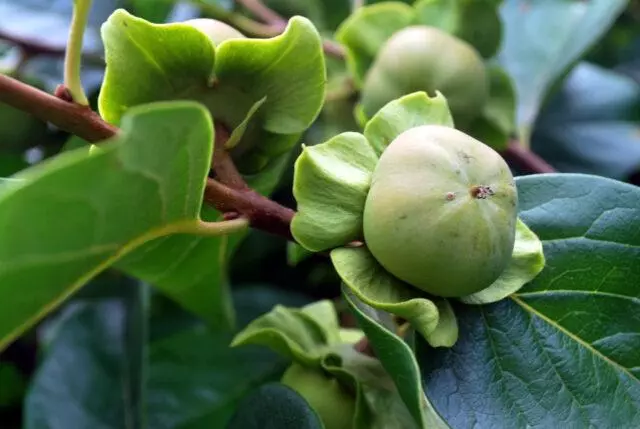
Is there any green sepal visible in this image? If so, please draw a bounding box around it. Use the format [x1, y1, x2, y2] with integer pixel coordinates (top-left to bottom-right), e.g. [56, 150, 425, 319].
[335, 2, 416, 88]
[423, 299, 458, 348]
[98, 9, 216, 125]
[291, 132, 378, 252]
[213, 16, 325, 135]
[230, 300, 347, 366]
[414, 0, 503, 58]
[463, 64, 517, 150]
[363, 91, 454, 155]
[459, 218, 545, 305]
[98, 10, 325, 172]
[331, 247, 441, 341]
[225, 97, 267, 150]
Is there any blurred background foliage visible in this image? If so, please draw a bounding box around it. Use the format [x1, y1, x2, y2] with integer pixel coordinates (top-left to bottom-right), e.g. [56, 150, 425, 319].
[0, 0, 638, 428]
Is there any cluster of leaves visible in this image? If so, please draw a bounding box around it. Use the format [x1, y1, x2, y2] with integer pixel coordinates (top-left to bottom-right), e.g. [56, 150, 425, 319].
[0, 0, 639, 428]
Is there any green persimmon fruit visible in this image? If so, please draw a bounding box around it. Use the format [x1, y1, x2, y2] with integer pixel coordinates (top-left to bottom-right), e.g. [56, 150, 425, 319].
[280, 363, 356, 429]
[183, 18, 246, 45]
[360, 26, 489, 128]
[363, 125, 517, 297]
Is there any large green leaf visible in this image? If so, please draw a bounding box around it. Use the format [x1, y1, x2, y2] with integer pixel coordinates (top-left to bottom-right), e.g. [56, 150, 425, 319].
[497, 0, 628, 141]
[418, 173, 640, 427]
[26, 285, 313, 429]
[0, 101, 243, 351]
[25, 279, 148, 429]
[225, 383, 323, 429]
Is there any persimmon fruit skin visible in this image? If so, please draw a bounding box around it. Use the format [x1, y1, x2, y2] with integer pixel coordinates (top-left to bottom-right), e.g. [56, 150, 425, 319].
[361, 26, 488, 128]
[363, 125, 517, 297]
[280, 363, 356, 429]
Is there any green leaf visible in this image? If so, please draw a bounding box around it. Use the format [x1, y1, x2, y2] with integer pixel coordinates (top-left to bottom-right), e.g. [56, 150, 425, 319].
[460, 218, 545, 305]
[226, 383, 323, 429]
[363, 91, 454, 155]
[98, 9, 216, 125]
[25, 279, 148, 429]
[414, 0, 502, 58]
[331, 246, 440, 340]
[497, 0, 628, 140]
[231, 300, 342, 365]
[531, 62, 640, 180]
[418, 173, 640, 427]
[0, 101, 236, 351]
[214, 16, 325, 135]
[145, 285, 312, 429]
[291, 132, 377, 252]
[464, 64, 517, 150]
[343, 288, 450, 429]
[335, 2, 416, 87]
[98, 11, 325, 170]
[27, 284, 312, 429]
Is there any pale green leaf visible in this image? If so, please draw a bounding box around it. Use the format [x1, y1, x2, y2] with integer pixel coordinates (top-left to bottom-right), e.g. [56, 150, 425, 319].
[230, 300, 341, 366]
[0, 101, 227, 351]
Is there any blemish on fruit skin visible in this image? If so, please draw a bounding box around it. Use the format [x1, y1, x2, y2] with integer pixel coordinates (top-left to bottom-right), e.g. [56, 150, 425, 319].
[470, 185, 494, 199]
[445, 192, 456, 201]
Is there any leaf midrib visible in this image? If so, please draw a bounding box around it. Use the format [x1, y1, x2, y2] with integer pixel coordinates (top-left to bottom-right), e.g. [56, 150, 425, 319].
[510, 295, 638, 381]
[517, 289, 640, 304]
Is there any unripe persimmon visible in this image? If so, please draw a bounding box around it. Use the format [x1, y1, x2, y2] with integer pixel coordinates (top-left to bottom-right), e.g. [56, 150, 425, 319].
[363, 125, 517, 297]
[183, 18, 246, 45]
[280, 363, 356, 429]
[361, 26, 488, 128]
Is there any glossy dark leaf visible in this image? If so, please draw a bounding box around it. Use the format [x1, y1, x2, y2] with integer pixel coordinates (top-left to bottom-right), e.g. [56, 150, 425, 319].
[225, 382, 323, 429]
[418, 173, 640, 428]
[532, 62, 640, 180]
[498, 0, 628, 140]
[25, 279, 148, 429]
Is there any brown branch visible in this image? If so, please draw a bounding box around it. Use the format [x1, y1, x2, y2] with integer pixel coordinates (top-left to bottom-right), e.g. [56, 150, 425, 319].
[0, 74, 118, 141]
[212, 123, 249, 190]
[501, 139, 556, 174]
[322, 40, 346, 60]
[204, 178, 294, 239]
[236, 0, 286, 26]
[0, 30, 67, 57]
[0, 31, 104, 65]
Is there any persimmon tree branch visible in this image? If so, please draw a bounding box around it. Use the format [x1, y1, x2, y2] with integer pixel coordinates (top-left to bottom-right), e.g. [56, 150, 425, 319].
[502, 139, 556, 174]
[0, 74, 118, 140]
[236, 0, 286, 27]
[0, 73, 294, 238]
